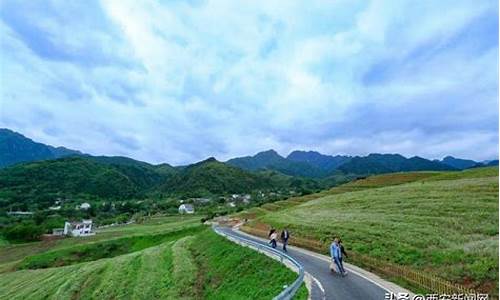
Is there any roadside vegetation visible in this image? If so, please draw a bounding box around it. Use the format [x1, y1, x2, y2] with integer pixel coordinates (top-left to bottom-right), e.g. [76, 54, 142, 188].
[191, 228, 308, 299]
[0, 215, 201, 265]
[240, 167, 499, 295]
[0, 216, 307, 299]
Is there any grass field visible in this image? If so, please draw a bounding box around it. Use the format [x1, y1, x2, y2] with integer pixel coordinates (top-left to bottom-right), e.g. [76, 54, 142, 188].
[0, 215, 307, 299]
[0, 215, 201, 265]
[245, 167, 498, 294]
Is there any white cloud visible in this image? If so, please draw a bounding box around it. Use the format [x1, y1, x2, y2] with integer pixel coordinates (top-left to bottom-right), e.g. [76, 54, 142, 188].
[0, 0, 497, 164]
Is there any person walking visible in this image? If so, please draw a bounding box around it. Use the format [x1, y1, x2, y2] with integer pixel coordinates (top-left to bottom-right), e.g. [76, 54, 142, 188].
[281, 228, 290, 252]
[330, 237, 346, 276]
[268, 229, 277, 248]
[338, 238, 348, 274]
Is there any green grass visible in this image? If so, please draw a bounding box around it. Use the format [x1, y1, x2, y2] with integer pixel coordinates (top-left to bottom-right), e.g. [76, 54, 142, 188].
[0, 215, 201, 265]
[0, 219, 308, 299]
[171, 236, 198, 299]
[17, 226, 204, 270]
[257, 167, 499, 294]
[191, 229, 308, 299]
[0, 241, 175, 299]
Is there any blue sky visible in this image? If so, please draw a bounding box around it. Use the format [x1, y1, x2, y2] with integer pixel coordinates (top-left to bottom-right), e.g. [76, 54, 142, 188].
[0, 0, 498, 165]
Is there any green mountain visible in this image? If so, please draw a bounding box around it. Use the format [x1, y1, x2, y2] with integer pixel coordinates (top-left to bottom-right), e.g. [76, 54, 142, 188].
[338, 153, 456, 175]
[486, 160, 499, 166]
[226, 150, 328, 178]
[0, 128, 82, 168]
[440, 156, 478, 169]
[0, 156, 170, 210]
[161, 157, 285, 196]
[287, 150, 351, 171]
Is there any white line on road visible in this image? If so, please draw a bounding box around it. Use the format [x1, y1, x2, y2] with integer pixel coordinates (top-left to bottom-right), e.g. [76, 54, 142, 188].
[309, 273, 326, 300]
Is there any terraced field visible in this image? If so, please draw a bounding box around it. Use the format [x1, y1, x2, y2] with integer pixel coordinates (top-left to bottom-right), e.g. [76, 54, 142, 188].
[242, 167, 499, 295]
[0, 215, 201, 265]
[0, 216, 307, 299]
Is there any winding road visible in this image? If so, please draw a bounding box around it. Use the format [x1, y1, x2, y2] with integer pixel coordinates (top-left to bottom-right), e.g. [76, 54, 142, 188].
[217, 226, 404, 300]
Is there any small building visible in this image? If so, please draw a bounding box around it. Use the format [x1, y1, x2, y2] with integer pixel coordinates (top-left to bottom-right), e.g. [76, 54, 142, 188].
[52, 228, 64, 236]
[193, 197, 211, 204]
[79, 203, 91, 210]
[178, 204, 194, 214]
[227, 202, 236, 208]
[49, 205, 61, 211]
[7, 211, 33, 216]
[64, 220, 94, 237]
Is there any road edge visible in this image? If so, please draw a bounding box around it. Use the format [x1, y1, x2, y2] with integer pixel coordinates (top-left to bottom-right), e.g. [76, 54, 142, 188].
[233, 225, 415, 298]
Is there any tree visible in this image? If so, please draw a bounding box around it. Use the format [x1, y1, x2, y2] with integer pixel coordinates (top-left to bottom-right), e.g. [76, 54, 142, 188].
[3, 221, 44, 242]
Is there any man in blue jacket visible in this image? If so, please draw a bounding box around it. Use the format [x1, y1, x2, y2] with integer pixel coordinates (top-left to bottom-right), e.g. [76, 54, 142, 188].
[330, 238, 346, 275]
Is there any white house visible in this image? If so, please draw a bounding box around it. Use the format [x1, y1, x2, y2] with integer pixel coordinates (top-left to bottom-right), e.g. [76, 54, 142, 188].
[178, 204, 194, 214]
[79, 203, 91, 210]
[64, 220, 94, 237]
[7, 211, 33, 216]
[52, 228, 64, 236]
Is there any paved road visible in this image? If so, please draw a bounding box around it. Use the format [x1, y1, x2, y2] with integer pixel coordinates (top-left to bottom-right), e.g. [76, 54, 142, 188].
[217, 226, 389, 300]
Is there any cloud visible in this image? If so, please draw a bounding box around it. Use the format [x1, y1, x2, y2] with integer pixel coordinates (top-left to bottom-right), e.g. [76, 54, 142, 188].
[0, 0, 497, 164]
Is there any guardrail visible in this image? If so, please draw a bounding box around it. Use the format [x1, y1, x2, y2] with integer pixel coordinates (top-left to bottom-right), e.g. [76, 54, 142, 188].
[213, 226, 305, 300]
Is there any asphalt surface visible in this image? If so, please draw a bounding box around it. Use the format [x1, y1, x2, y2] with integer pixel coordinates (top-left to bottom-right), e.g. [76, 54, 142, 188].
[217, 226, 388, 300]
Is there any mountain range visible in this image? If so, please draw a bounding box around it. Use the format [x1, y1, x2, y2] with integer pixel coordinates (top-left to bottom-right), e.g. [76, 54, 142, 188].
[0, 128, 497, 208]
[0, 128, 82, 168]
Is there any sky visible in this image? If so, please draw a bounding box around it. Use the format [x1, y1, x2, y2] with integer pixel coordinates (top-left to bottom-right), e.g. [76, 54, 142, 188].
[0, 0, 498, 165]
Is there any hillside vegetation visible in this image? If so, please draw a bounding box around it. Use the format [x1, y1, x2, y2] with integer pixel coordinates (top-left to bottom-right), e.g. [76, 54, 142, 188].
[161, 158, 285, 196]
[0, 216, 307, 299]
[0, 156, 167, 206]
[247, 167, 498, 294]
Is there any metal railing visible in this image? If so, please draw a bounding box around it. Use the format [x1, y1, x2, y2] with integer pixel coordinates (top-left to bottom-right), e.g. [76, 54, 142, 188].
[213, 226, 305, 300]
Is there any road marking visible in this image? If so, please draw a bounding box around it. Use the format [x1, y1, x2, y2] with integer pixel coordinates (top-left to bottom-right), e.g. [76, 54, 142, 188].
[310, 273, 326, 300]
[233, 227, 399, 295]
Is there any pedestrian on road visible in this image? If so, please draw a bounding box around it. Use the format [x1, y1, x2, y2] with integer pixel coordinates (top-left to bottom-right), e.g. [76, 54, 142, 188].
[339, 238, 348, 260]
[338, 238, 348, 275]
[281, 228, 290, 252]
[268, 229, 277, 248]
[330, 237, 347, 276]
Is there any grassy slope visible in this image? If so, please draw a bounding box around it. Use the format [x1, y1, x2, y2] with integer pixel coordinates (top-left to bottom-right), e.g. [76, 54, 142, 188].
[0, 216, 307, 300]
[236, 171, 439, 220]
[191, 229, 308, 299]
[0, 215, 201, 265]
[256, 167, 498, 293]
[17, 226, 204, 269]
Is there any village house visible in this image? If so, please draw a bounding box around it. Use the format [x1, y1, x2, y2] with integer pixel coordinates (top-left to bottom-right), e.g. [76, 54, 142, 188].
[192, 197, 211, 204]
[52, 228, 64, 236]
[79, 202, 91, 210]
[7, 211, 33, 216]
[64, 219, 94, 237]
[178, 204, 195, 214]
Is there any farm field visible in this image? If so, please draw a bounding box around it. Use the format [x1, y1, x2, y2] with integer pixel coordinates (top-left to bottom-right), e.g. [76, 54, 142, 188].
[0, 215, 201, 265]
[245, 167, 499, 295]
[0, 215, 307, 299]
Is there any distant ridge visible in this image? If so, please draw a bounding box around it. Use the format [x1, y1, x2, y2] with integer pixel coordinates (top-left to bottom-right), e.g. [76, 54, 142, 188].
[287, 150, 350, 171]
[226, 149, 328, 178]
[0, 128, 492, 177]
[0, 128, 82, 168]
[228, 150, 459, 177]
[440, 156, 478, 170]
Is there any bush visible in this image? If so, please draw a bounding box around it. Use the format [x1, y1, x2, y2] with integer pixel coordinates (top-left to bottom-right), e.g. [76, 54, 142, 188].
[3, 222, 44, 242]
